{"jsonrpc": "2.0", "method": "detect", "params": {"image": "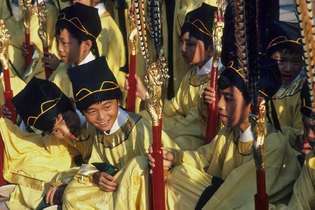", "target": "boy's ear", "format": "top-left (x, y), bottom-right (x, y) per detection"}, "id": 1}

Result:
top-left (81, 39), bottom-right (93, 51)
